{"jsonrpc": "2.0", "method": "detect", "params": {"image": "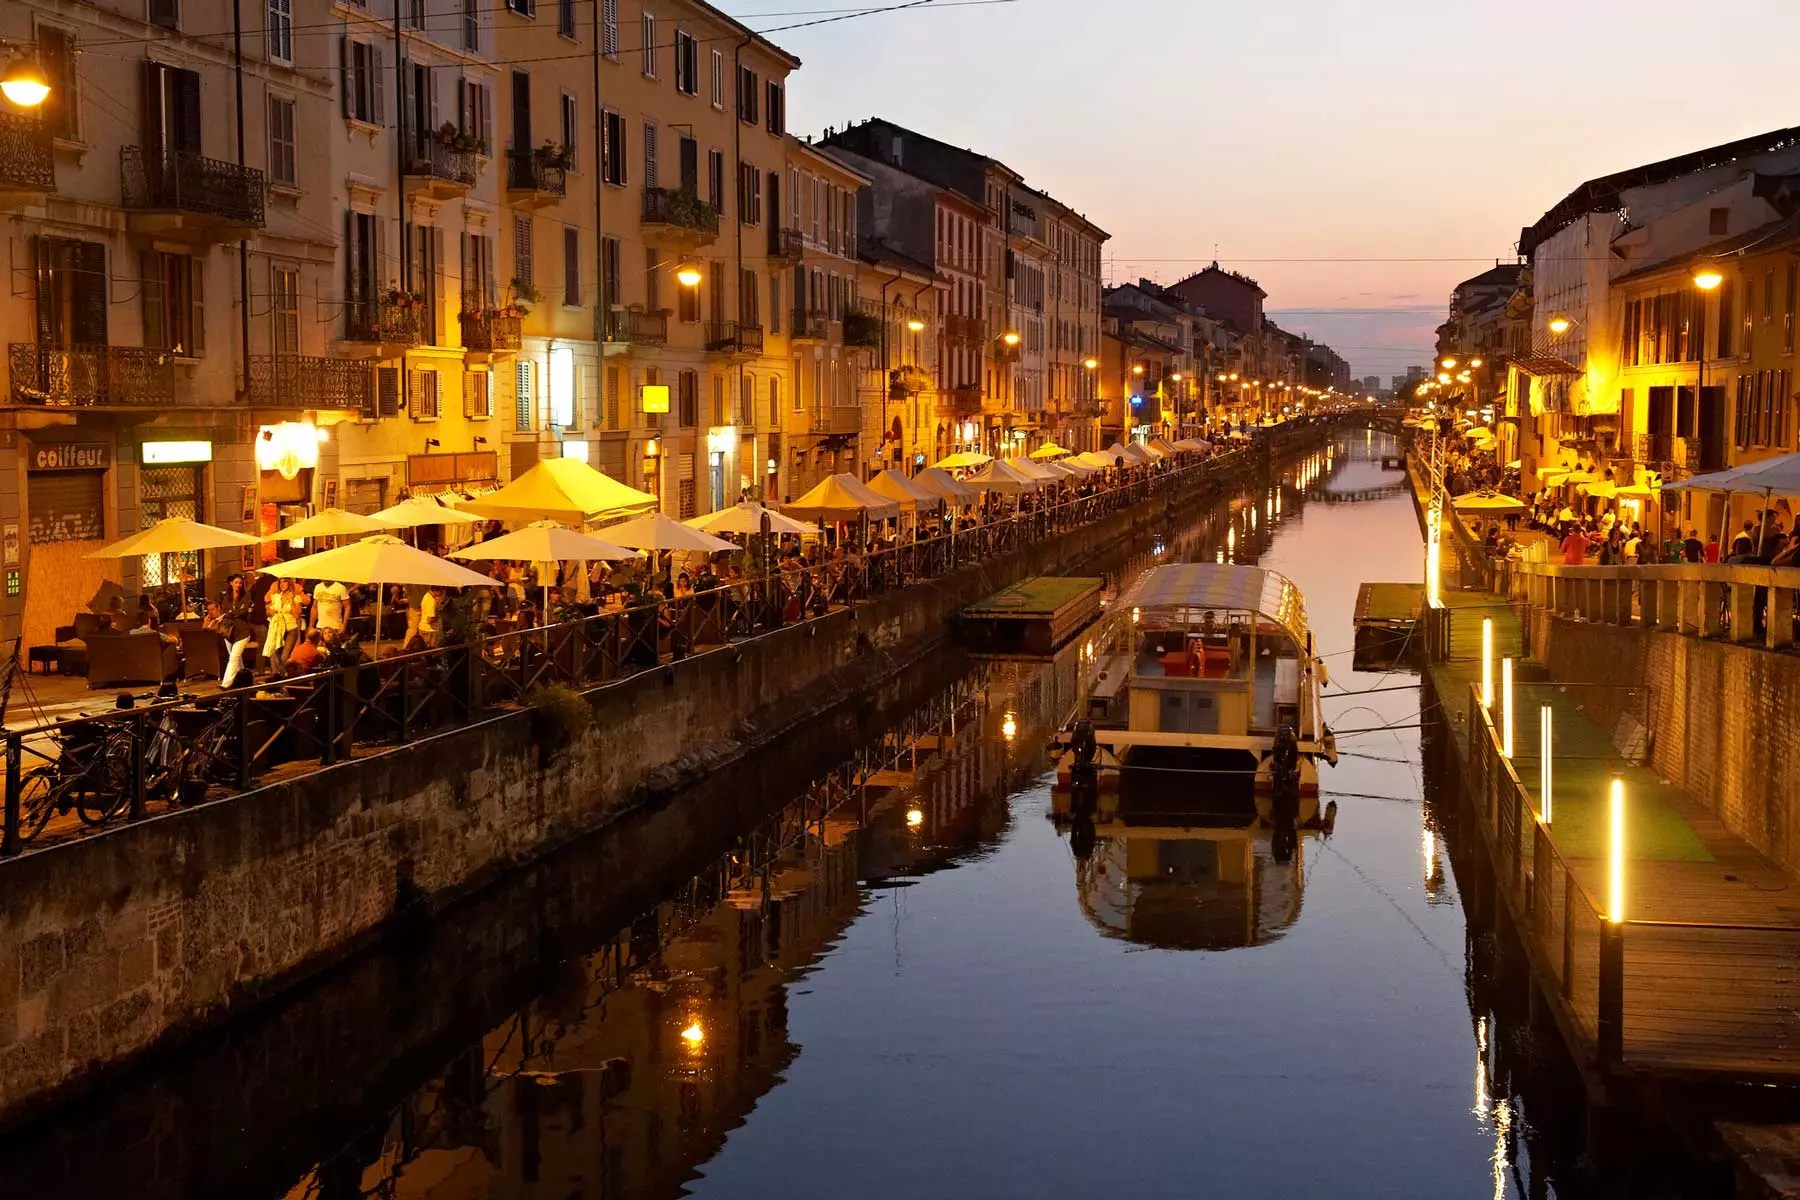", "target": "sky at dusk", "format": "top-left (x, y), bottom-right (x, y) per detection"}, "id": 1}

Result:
top-left (760, 0), bottom-right (1800, 381)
